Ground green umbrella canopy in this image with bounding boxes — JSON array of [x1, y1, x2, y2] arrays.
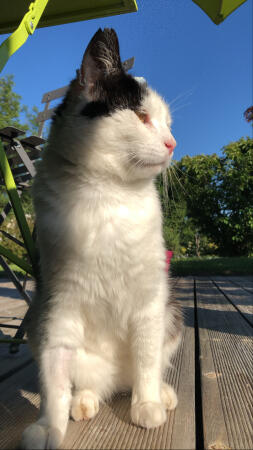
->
[[193, 0, 247, 24], [0, 0, 137, 34], [0, 0, 137, 72]]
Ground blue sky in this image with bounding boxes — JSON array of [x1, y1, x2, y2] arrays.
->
[[1, 0, 252, 160]]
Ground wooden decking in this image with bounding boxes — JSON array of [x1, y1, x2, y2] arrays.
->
[[0, 276, 252, 449]]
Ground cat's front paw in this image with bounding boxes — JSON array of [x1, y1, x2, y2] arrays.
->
[[21, 423, 63, 450], [71, 389, 99, 421], [131, 402, 167, 428]]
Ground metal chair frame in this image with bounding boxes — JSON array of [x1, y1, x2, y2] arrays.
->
[[0, 126, 45, 351]]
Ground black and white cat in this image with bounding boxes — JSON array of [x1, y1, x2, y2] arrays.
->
[[22, 28, 182, 450]]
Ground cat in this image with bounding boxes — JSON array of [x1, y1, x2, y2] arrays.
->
[[22, 28, 182, 450]]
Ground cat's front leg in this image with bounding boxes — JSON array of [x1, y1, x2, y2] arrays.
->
[[130, 301, 167, 429], [21, 347, 72, 450]]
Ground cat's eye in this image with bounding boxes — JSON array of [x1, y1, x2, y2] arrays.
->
[[135, 111, 150, 125]]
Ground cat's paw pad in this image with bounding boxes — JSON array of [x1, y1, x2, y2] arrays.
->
[[131, 402, 167, 428], [161, 383, 178, 410], [71, 390, 99, 421], [21, 423, 63, 450]]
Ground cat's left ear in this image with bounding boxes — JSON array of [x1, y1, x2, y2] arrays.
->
[[78, 28, 123, 99]]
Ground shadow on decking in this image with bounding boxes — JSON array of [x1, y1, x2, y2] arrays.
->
[[182, 305, 252, 336], [0, 286, 33, 300], [0, 361, 39, 448]]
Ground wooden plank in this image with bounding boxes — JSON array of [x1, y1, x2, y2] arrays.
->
[[0, 279, 34, 303], [0, 303, 27, 322], [229, 277, 253, 294], [196, 278, 253, 450], [0, 305, 31, 380], [0, 279, 29, 327], [0, 343, 32, 381], [0, 362, 39, 450], [0, 278, 195, 450], [0, 299, 28, 318], [0, 280, 32, 379], [212, 277, 253, 326], [228, 276, 253, 283], [214, 275, 253, 287], [170, 277, 195, 450]]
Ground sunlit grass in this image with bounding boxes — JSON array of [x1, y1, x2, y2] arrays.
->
[[170, 256, 253, 276]]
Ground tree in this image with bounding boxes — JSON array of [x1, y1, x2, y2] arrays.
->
[[218, 138, 253, 255], [157, 169, 209, 256], [0, 74, 39, 257], [0, 74, 39, 134], [171, 138, 253, 256], [156, 170, 187, 255]]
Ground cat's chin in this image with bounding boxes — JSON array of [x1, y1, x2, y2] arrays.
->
[[138, 162, 165, 178], [140, 158, 171, 176], [142, 160, 166, 168]]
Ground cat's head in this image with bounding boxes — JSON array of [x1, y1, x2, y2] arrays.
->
[[51, 28, 176, 183]]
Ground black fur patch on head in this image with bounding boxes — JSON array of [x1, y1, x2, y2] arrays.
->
[[81, 73, 147, 118], [81, 101, 109, 118], [53, 28, 148, 122]]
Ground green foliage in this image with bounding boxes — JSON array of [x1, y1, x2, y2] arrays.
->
[[0, 211, 34, 259], [22, 105, 40, 136], [162, 137, 253, 257], [0, 74, 38, 267], [219, 138, 253, 255], [158, 167, 215, 257], [0, 74, 39, 135]]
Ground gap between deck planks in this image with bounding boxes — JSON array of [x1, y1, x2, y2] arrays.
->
[[0, 277, 195, 450]]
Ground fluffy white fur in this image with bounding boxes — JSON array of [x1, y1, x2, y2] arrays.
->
[[22, 29, 182, 450]]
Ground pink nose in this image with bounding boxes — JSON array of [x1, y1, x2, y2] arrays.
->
[[165, 137, 176, 155]]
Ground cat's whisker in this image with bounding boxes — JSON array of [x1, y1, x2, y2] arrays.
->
[[167, 168, 179, 213], [171, 163, 197, 192], [168, 168, 182, 202], [162, 169, 169, 212], [169, 165, 189, 198], [173, 167, 196, 201], [125, 154, 145, 177], [170, 102, 191, 115], [168, 170, 183, 213], [169, 88, 194, 107]]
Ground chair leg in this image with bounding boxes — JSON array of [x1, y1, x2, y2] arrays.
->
[[9, 318, 27, 353], [0, 256, 31, 305], [0, 256, 31, 353]]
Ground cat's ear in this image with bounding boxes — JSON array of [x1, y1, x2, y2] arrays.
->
[[78, 28, 122, 98]]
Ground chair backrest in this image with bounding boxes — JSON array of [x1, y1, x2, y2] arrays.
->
[[37, 85, 68, 137], [0, 127, 45, 184]]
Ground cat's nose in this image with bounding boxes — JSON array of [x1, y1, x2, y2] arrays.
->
[[164, 136, 176, 155]]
